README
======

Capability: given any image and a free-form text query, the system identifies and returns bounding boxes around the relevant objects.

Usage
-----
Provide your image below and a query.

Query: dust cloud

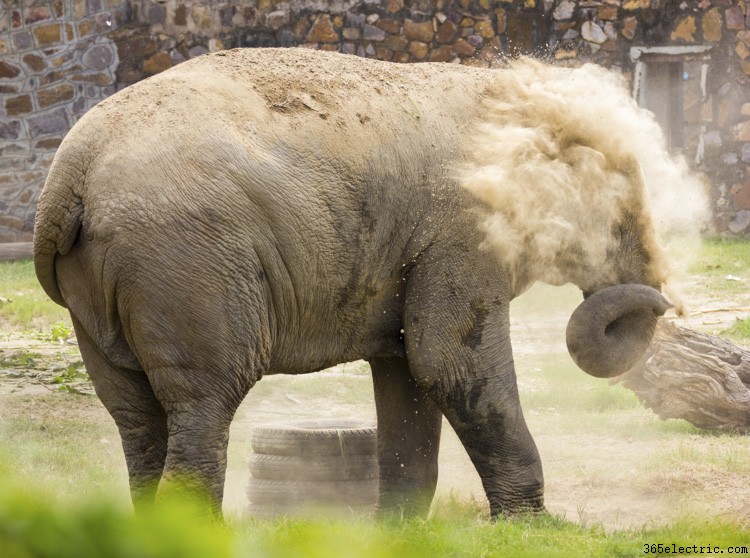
[462,58,709,311]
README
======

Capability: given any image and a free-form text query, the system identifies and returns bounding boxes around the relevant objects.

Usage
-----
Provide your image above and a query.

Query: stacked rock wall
[0,0,126,242]
[1,0,750,240]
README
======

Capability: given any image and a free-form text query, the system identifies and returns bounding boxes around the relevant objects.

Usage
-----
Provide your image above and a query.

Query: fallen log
[613,320,750,433]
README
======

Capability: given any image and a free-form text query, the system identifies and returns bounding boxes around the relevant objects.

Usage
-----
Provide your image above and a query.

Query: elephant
[33,48,674,518]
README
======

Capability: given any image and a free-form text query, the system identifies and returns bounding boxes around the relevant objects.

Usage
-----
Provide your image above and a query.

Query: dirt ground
[1,278,749,529]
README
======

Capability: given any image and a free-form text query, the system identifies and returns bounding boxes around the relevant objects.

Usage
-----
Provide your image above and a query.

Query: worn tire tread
[249,453,378,481]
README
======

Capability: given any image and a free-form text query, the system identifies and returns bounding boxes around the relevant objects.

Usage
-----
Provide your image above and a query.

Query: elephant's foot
[376,474,438,519]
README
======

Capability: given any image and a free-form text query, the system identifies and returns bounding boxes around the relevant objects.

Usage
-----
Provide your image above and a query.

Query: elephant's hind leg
[73,318,168,512]
[370,356,442,518]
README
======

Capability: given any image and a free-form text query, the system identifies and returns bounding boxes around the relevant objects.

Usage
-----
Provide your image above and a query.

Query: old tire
[248,419,379,518]
[250,419,377,457]
[249,453,378,481]
[246,478,379,506]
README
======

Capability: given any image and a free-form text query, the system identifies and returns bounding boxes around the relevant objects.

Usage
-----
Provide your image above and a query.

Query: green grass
[688,237,750,294]
[722,318,750,341]
[1,473,748,558]
[0,395,126,503]
[0,260,70,330]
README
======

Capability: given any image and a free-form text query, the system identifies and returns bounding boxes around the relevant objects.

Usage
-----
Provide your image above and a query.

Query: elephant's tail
[33,153,85,308]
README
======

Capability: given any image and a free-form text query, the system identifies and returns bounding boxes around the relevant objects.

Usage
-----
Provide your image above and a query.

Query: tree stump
[613,320,750,432]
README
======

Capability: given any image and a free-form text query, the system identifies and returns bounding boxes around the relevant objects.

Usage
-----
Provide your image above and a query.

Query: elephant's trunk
[565,284,673,378]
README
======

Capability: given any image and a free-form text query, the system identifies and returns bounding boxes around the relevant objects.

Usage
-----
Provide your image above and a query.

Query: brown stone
[671,16,696,42]
[393,52,410,63]
[602,39,617,52]
[191,6,212,30]
[725,6,745,30]
[35,138,63,149]
[429,45,453,62]
[294,18,310,40]
[598,4,618,20]
[622,17,638,40]
[73,0,86,18]
[736,41,750,60]
[385,34,408,52]
[78,20,93,37]
[6,95,32,116]
[454,38,476,56]
[174,5,188,26]
[460,17,475,28]
[475,20,494,39]
[702,8,722,42]
[742,59,750,76]
[409,40,429,60]
[39,70,63,86]
[25,7,51,25]
[0,61,21,78]
[65,23,74,41]
[37,83,74,108]
[436,20,457,43]
[143,51,172,75]
[734,121,750,141]
[306,15,338,43]
[377,18,401,34]
[342,27,360,40]
[738,31,750,50]
[623,0,649,9]
[33,23,61,46]
[54,0,63,18]
[117,36,158,62]
[742,103,750,116]
[731,183,750,209]
[375,47,393,60]
[386,0,404,13]
[403,19,433,42]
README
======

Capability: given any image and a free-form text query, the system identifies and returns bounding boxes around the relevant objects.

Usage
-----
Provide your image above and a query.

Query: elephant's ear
[566,284,673,378]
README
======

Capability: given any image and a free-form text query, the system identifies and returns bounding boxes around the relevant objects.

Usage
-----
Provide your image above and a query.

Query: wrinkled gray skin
[34,48,670,518]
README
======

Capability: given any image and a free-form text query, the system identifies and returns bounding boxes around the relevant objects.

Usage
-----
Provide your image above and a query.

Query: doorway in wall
[631,46,712,164]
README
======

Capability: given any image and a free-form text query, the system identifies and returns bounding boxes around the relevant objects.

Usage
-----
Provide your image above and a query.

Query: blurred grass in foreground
[1,464,748,558]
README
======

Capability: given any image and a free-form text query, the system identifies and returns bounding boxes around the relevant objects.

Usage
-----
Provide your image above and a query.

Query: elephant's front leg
[370,356,442,518]
[404,257,545,517]
[438,375,545,516]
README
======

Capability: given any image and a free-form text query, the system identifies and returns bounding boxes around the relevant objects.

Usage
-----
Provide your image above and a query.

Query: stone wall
[0,0,126,242]
[1,0,750,240]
